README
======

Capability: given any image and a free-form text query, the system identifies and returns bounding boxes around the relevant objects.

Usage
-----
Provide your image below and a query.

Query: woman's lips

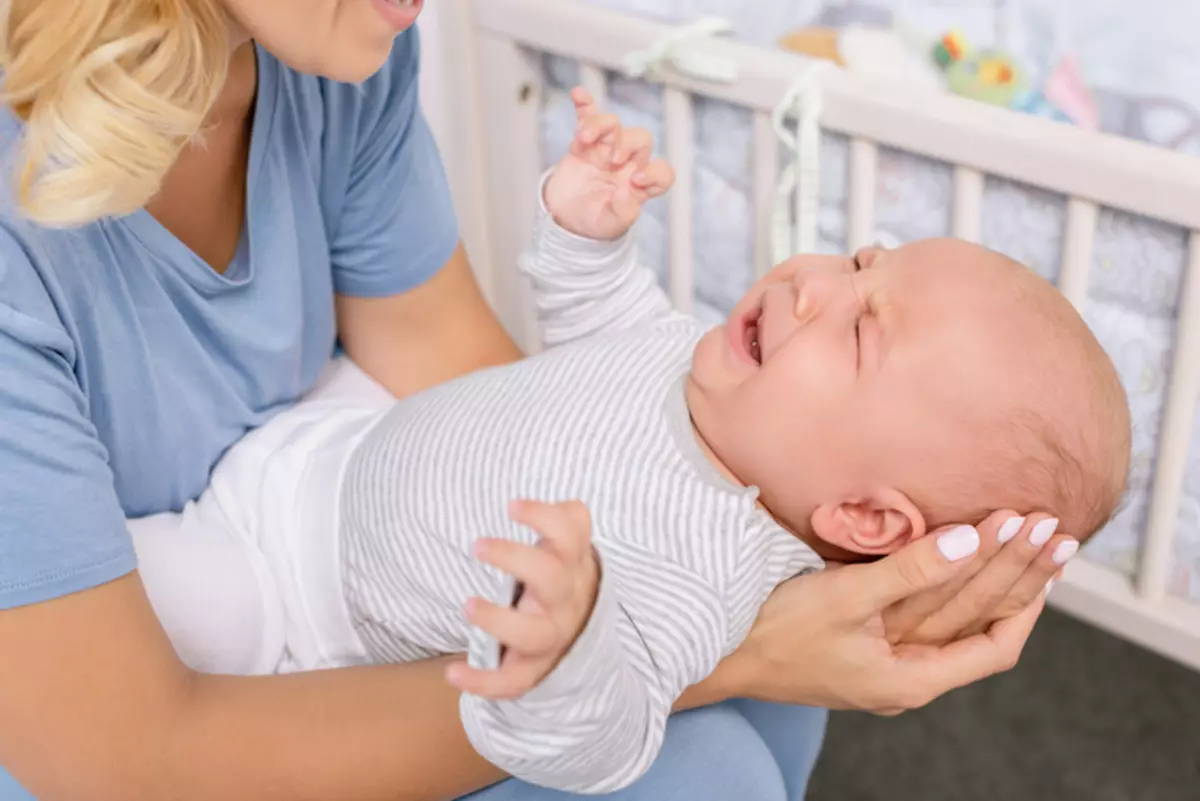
[372,0,423,31]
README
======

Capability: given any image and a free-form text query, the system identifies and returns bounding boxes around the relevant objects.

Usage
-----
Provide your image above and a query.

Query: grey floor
[807,609,1200,801]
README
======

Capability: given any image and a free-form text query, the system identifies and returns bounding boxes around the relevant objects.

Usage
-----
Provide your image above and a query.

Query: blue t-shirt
[0,28,457,612]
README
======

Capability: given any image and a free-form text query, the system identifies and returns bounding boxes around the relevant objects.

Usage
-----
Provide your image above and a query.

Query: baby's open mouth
[745,310,762,365]
[731,302,764,367]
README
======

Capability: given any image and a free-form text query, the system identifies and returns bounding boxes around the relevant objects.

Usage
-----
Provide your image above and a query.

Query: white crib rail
[752,112,778,278]
[474,30,543,352]
[664,88,695,314]
[457,0,1200,670]
[847,139,878,253]
[580,63,608,108]
[951,167,983,243]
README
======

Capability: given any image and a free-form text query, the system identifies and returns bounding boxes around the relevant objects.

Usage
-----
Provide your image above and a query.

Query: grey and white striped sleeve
[518,174,682,350]
[460,545,727,794]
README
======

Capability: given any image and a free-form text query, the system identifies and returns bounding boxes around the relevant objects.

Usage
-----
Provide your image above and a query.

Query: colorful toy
[945,53,1023,107]
[778,27,844,65]
[779,26,942,93]
[1041,55,1100,130]
[931,29,1024,107]
[932,30,968,68]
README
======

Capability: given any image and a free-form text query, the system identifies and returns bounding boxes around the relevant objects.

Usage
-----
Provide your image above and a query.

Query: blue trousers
[462,701,828,801]
[0,702,826,801]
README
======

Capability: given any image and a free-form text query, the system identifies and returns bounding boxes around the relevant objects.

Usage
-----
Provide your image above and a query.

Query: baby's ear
[811,490,927,556]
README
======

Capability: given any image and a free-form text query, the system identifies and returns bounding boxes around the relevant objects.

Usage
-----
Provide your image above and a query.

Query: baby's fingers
[631,160,676,199]
[446,660,543,701]
[475,537,569,605]
[465,597,559,657]
[611,127,654,169]
[571,86,598,121]
[577,113,622,147]
[509,501,593,566]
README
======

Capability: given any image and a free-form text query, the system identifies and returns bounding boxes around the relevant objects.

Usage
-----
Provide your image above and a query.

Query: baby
[150,90,1131,794]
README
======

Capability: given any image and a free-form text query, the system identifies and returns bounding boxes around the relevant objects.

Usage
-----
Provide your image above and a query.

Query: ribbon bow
[621,17,739,84]
[772,62,834,263]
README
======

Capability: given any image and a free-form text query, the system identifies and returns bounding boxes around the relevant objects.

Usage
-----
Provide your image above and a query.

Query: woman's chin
[320,48,395,83]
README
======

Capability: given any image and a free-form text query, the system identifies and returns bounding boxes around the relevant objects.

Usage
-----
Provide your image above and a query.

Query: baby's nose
[791,268,845,321]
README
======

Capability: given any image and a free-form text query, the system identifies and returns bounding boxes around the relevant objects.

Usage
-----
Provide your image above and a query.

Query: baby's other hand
[544,87,675,241]
[448,501,600,700]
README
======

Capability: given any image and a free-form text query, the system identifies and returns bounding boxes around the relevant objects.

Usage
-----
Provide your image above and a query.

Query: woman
[0,1,1069,799]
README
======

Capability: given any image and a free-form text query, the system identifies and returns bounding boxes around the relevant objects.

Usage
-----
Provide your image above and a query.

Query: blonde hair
[0,0,230,227]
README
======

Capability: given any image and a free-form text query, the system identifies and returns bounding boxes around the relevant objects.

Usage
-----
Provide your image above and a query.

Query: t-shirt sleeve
[328,27,460,298]
[0,245,135,610]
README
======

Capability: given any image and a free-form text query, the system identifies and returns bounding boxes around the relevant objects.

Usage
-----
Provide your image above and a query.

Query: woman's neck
[206,39,258,130]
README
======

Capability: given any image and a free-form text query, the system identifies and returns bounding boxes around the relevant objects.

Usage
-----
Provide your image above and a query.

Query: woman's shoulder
[0,179,74,336]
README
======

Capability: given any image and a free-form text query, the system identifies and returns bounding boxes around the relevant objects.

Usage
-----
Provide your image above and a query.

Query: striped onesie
[338,201,823,793]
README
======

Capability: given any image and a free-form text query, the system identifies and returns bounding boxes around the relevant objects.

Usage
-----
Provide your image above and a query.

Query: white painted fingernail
[938,525,981,562]
[997,516,1025,544]
[1045,577,1057,595]
[1029,518,1059,547]
[1051,540,1079,565]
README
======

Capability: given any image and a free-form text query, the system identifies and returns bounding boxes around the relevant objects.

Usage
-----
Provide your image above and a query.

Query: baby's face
[688,239,1028,557]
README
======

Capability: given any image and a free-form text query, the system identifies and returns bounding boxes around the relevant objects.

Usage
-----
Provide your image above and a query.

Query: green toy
[932,29,1024,107]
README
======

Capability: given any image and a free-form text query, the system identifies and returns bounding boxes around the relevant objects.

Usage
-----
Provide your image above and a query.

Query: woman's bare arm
[0,573,507,801]
[336,243,522,399]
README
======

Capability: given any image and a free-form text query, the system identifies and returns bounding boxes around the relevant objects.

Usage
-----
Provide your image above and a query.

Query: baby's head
[688,238,1131,558]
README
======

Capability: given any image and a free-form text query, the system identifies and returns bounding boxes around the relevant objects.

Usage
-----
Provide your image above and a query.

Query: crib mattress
[539,64,1200,602]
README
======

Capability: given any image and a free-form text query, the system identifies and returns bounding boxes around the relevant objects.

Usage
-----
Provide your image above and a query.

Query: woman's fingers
[882,510,1021,643]
[988,533,1077,620]
[847,524,981,612]
[903,514,1061,644]
[891,595,1043,708]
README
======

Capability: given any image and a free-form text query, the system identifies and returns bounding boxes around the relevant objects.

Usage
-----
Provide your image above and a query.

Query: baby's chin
[687,327,736,395]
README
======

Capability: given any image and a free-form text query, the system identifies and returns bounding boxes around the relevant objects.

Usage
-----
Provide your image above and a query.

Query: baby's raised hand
[448,501,600,700]
[544,87,675,241]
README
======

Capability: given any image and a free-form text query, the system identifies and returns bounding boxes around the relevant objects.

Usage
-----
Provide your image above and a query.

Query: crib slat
[848,138,877,252]
[1139,230,1200,601]
[753,111,778,278]
[579,63,607,108]
[477,35,544,353]
[952,166,984,242]
[1058,198,1098,310]
[664,87,694,313]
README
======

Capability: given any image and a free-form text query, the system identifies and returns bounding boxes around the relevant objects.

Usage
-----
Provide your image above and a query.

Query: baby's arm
[521,90,684,349]
[453,505,725,793]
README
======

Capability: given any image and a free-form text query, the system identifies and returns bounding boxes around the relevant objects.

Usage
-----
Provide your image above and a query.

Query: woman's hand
[883,510,1076,646]
[703,524,1044,715]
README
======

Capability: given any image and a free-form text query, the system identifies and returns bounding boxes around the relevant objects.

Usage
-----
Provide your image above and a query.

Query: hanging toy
[932,29,969,68]
[932,29,1024,108]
